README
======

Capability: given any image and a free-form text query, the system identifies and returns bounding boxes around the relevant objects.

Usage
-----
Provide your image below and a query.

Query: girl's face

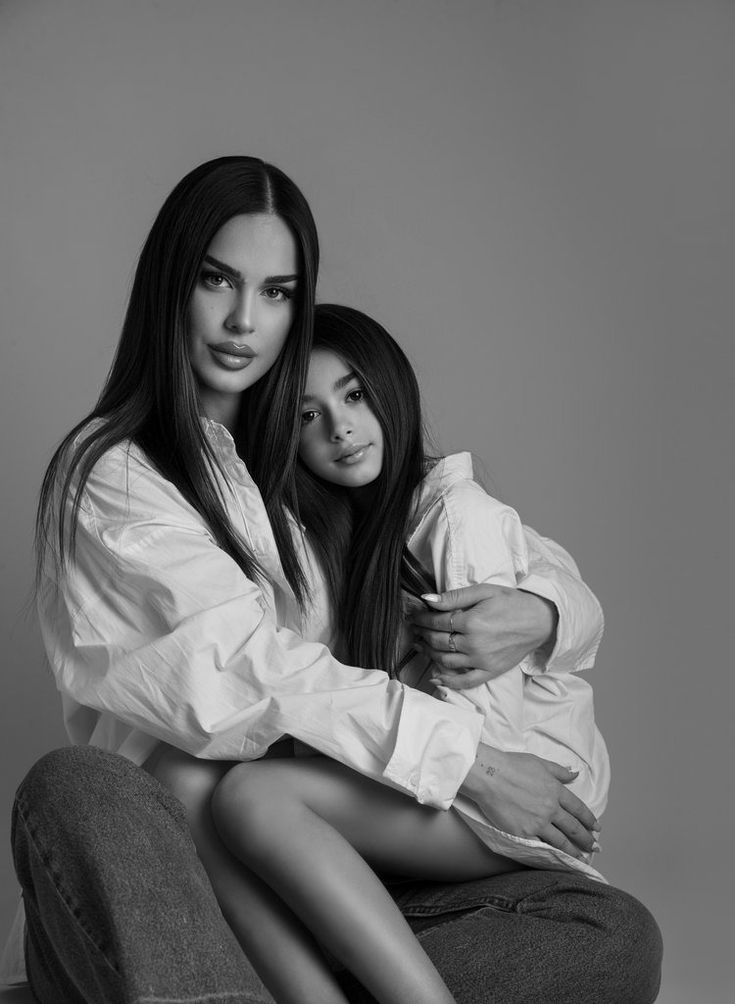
[299,348,384,489]
[187,213,298,427]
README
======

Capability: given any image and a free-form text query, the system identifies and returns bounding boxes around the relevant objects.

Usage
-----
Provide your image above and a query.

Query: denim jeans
[12,747,662,1004]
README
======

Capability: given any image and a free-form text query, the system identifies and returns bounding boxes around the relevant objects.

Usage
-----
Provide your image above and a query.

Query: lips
[208,341,257,370]
[210,341,256,359]
[335,444,370,464]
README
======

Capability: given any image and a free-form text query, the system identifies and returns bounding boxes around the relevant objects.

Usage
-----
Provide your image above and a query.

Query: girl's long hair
[36,156,319,605]
[296,304,430,671]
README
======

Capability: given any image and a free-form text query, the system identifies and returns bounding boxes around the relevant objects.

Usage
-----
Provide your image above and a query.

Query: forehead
[305,348,352,393]
[205,213,297,274]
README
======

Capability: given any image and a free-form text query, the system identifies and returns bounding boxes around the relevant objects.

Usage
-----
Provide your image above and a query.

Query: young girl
[295,305,611,868]
[204,305,610,999]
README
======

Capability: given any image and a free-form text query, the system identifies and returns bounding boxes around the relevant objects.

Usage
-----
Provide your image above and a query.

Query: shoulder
[409,453,529,581]
[412,453,521,531]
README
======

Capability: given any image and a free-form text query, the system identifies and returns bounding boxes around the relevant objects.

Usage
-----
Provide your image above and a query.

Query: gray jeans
[12,747,662,1003]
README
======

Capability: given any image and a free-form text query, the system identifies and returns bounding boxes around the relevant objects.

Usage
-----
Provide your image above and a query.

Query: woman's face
[187,213,298,427]
[298,348,384,489]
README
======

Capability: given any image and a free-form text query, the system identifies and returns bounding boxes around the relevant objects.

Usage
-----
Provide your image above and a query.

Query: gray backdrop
[1,2,733,1001]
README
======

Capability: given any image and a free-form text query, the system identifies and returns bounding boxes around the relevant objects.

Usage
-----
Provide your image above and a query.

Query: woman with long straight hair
[6,156,660,1004]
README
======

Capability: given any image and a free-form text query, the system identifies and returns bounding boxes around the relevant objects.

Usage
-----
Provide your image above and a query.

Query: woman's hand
[406,583,558,689]
[460,742,599,858]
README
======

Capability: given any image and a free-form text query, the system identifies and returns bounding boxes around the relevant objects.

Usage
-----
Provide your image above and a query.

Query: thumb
[422,583,497,611]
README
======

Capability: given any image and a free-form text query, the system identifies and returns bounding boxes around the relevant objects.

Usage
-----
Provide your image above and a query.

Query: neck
[199,389,241,432]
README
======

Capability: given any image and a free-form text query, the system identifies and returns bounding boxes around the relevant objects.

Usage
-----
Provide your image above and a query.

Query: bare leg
[144,745,350,1004]
[212,757,516,1004]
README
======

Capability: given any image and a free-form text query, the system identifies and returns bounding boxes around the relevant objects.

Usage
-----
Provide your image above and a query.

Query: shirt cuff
[382,689,484,810]
[518,568,604,676]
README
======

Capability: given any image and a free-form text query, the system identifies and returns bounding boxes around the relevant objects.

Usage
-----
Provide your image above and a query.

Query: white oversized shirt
[38,420,484,804]
[0,426,604,986]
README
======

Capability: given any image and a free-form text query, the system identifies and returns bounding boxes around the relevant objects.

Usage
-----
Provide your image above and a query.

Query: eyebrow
[203,254,299,285]
[302,370,359,401]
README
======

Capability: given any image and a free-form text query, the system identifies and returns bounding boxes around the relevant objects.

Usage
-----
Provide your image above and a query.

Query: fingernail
[592,829,601,840]
[422,593,441,603]
[592,841,601,852]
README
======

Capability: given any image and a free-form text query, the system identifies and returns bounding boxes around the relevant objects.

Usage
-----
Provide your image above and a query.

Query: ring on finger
[449,612,455,634]
[448,631,457,653]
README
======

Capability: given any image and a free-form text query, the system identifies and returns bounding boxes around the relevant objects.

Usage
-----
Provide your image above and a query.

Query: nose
[329,411,353,442]
[225,290,255,334]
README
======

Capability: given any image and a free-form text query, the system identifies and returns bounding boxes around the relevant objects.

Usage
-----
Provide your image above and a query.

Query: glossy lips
[208,341,257,370]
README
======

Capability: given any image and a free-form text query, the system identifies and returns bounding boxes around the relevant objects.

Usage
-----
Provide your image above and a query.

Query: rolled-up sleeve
[40,445,482,809]
[519,526,605,675]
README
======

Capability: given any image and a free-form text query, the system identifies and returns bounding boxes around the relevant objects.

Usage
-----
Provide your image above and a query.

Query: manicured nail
[592,829,601,840]
[422,593,441,603]
[592,841,601,852]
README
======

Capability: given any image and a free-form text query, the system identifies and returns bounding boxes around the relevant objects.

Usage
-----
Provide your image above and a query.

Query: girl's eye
[346,388,364,403]
[301,410,319,425]
[201,270,231,289]
[263,286,292,302]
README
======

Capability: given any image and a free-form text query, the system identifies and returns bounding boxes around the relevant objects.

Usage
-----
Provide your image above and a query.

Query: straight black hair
[36,156,319,605]
[296,304,432,672]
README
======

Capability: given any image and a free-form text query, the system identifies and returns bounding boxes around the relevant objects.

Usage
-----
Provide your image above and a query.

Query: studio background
[1,1,732,1001]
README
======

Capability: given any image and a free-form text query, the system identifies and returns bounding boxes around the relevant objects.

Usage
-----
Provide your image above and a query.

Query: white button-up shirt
[0,425,605,987]
[38,421,483,805]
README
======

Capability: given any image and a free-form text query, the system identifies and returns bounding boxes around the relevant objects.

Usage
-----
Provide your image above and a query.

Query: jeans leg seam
[135,995,265,1003]
[398,895,516,918]
[15,802,122,977]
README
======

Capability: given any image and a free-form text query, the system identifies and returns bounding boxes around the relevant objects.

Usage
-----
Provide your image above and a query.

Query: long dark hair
[296,304,431,671]
[36,156,319,604]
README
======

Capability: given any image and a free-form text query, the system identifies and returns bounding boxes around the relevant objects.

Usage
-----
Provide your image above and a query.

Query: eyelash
[199,271,294,302]
[300,388,367,426]
[201,270,231,289]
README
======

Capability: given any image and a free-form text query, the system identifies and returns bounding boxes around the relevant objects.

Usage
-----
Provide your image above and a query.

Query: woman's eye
[263,286,291,302]
[346,388,364,403]
[301,410,318,425]
[201,271,230,289]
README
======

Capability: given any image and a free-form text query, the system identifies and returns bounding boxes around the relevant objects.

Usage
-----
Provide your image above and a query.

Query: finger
[551,810,597,853]
[420,650,471,672]
[539,823,587,860]
[559,788,599,832]
[416,627,468,654]
[409,609,456,634]
[420,584,496,611]
[536,758,580,783]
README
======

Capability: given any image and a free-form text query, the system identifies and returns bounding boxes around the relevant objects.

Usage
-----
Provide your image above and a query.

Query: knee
[16,746,139,817]
[595,886,663,1004]
[14,746,189,847]
[145,745,230,822]
[211,761,289,848]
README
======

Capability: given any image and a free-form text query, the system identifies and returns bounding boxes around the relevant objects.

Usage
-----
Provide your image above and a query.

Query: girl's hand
[407,584,558,689]
[460,742,600,859]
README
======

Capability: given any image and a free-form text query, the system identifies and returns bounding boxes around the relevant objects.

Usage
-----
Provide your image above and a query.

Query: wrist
[460,743,505,804]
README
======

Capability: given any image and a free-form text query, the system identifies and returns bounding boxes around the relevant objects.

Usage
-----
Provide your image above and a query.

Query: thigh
[226,756,514,881]
[13,746,270,1004]
[388,869,663,1004]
